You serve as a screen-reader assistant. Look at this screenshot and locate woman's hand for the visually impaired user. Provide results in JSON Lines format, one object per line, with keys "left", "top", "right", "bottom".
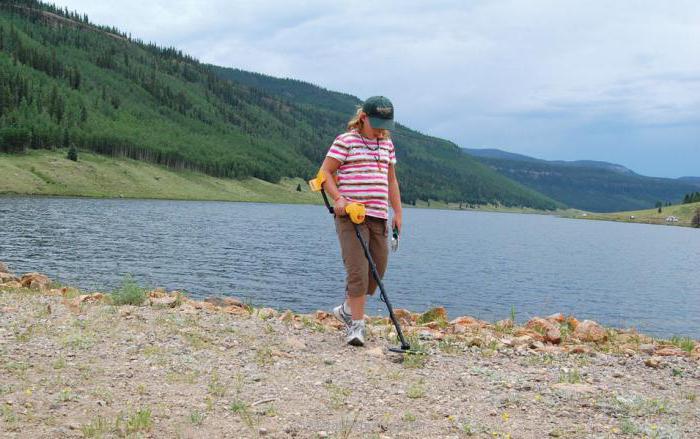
{"left": 334, "top": 196, "right": 349, "bottom": 216}
{"left": 391, "top": 211, "right": 402, "bottom": 234}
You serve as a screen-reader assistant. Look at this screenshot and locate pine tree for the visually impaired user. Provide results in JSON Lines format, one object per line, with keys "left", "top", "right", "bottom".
{"left": 66, "top": 144, "right": 78, "bottom": 161}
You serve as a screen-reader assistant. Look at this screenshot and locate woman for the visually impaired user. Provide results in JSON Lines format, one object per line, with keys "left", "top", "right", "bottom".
{"left": 319, "top": 96, "right": 403, "bottom": 346}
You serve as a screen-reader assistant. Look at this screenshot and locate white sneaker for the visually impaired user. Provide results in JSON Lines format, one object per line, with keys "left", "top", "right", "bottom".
{"left": 333, "top": 303, "right": 352, "bottom": 328}
{"left": 346, "top": 321, "right": 365, "bottom": 347}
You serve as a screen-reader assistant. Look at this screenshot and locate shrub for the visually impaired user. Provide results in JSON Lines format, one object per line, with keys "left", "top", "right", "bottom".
{"left": 110, "top": 275, "right": 146, "bottom": 306}
{"left": 692, "top": 208, "right": 700, "bottom": 228}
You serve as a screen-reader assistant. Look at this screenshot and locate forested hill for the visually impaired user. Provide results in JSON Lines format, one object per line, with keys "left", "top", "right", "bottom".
{"left": 464, "top": 148, "right": 699, "bottom": 212}
{"left": 0, "top": 1, "right": 558, "bottom": 209}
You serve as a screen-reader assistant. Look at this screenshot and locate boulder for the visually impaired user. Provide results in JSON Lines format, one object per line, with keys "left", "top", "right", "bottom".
{"left": 20, "top": 272, "right": 51, "bottom": 291}
{"left": 418, "top": 306, "right": 447, "bottom": 324}
{"left": 525, "top": 317, "right": 562, "bottom": 344}
{"left": 572, "top": 320, "right": 607, "bottom": 343}
{"left": 393, "top": 308, "right": 415, "bottom": 325}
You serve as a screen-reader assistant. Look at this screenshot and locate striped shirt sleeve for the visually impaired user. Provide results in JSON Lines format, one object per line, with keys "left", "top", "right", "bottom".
{"left": 389, "top": 140, "right": 397, "bottom": 165}
{"left": 326, "top": 135, "right": 349, "bottom": 163}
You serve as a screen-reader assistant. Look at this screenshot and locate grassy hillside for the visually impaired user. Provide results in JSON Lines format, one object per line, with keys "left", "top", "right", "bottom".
{"left": 464, "top": 149, "right": 698, "bottom": 212}
{"left": 0, "top": 149, "right": 320, "bottom": 203}
{"left": 0, "top": 1, "right": 558, "bottom": 210}
{"left": 567, "top": 202, "right": 700, "bottom": 227}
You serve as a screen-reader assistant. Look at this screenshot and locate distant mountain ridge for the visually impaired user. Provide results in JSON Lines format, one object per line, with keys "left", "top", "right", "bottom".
{"left": 463, "top": 148, "right": 699, "bottom": 212}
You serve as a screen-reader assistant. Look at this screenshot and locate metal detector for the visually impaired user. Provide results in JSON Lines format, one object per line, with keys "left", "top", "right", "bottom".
{"left": 309, "top": 170, "right": 414, "bottom": 354}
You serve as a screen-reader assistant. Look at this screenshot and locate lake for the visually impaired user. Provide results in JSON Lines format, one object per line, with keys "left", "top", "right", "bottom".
{"left": 1, "top": 197, "right": 699, "bottom": 338}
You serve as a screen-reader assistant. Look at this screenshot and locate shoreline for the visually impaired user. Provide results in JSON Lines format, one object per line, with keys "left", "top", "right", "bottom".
{"left": 1, "top": 264, "right": 699, "bottom": 437}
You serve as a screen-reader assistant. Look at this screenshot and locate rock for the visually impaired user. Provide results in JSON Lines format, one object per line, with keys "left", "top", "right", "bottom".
{"left": 258, "top": 427, "right": 268, "bottom": 436}
{"left": 0, "top": 280, "right": 22, "bottom": 289}
{"left": 222, "top": 305, "right": 247, "bottom": 315}
{"left": 0, "top": 272, "right": 17, "bottom": 283}
{"left": 639, "top": 344, "right": 655, "bottom": 354}
{"left": 644, "top": 357, "right": 661, "bottom": 368}
{"left": 466, "top": 336, "right": 483, "bottom": 347}
{"left": 525, "top": 317, "right": 561, "bottom": 344}
{"left": 566, "top": 316, "right": 579, "bottom": 331}
{"left": 257, "top": 307, "right": 278, "bottom": 319}
{"left": 393, "top": 308, "right": 414, "bottom": 325}
{"left": 572, "top": 320, "right": 607, "bottom": 343}
{"left": 148, "top": 289, "right": 167, "bottom": 298}
{"left": 654, "top": 346, "right": 686, "bottom": 357}
{"left": 566, "top": 345, "right": 590, "bottom": 355}
{"left": 495, "top": 319, "right": 514, "bottom": 329}
{"left": 317, "top": 431, "right": 329, "bottom": 439}
{"left": 452, "top": 324, "right": 467, "bottom": 334}
{"left": 149, "top": 296, "right": 179, "bottom": 308}
{"left": 20, "top": 272, "right": 51, "bottom": 291}
{"left": 512, "top": 335, "right": 533, "bottom": 347}
{"left": 546, "top": 313, "right": 565, "bottom": 323}
{"left": 418, "top": 306, "right": 447, "bottom": 324}
{"left": 204, "top": 296, "right": 243, "bottom": 308}
{"left": 314, "top": 310, "right": 331, "bottom": 321}
{"left": 278, "top": 310, "right": 295, "bottom": 322}
{"left": 530, "top": 340, "right": 545, "bottom": 350}
{"left": 0, "top": 262, "right": 8, "bottom": 272}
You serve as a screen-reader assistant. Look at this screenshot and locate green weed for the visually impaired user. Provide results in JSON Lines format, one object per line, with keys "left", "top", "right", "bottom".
{"left": 558, "top": 368, "right": 581, "bottom": 384}
{"left": 110, "top": 275, "right": 146, "bottom": 306}
{"left": 406, "top": 380, "right": 426, "bottom": 399}
{"left": 80, "top": 415, "right": 109, "bottom": 438}
{"left": 667, "top": 336, "right": 695, "bottom": 353}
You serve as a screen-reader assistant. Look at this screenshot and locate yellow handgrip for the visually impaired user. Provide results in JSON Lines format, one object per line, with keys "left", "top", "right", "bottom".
{"left": 345, "top": 203, "right": 366, "bottom": 224}
{"left": 308, "top": 169, "right": 326, "bottom": 192}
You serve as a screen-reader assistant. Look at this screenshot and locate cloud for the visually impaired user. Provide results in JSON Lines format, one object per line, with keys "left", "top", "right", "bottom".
{"left": 52, "top": 0, "right": 700, "bottom": 177}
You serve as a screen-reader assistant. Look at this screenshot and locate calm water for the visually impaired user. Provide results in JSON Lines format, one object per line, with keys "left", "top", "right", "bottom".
{"left": 1, "top": 197, "right": 699, "bottom": 338}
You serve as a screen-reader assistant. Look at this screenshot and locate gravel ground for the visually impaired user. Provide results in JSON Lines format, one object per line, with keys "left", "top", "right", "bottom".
{"left": 1, "top": 279, "right": 699, "bottom": 438}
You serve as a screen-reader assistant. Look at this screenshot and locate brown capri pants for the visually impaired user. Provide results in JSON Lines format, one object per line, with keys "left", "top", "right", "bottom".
{"left": 335, "top": 215, "right": 389, "bottom": 298}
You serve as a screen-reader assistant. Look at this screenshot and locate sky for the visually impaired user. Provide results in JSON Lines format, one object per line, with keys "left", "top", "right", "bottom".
{"left": 51, "top": 0, "right": 700, "bottom": 178}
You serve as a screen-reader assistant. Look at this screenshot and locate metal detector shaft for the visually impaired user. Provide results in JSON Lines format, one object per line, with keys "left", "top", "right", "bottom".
{"left": 351, "top": 222, "right": 411, "bottom": 350}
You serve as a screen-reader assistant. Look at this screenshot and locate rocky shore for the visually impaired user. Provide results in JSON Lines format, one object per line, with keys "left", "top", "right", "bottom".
{"left": 1, "top": 263, "right": 699, "bottom": 438}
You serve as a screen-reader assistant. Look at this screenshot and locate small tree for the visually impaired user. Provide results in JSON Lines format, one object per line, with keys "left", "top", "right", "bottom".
{"left": 296, "top": 183, "right": 301, "bottom": 192}
{"left": 658, "top": 207, "right": 662, "bottom": 213}
{"left": 692, "top": 209, "right": 700, "bottom": 228}
{"left": 66, "top": 144, "right": 78, "bottom": 162}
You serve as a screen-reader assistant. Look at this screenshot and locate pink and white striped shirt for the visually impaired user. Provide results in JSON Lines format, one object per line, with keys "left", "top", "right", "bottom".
{"left": 326, "top": 130, "right": 397, "bottom": 220}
